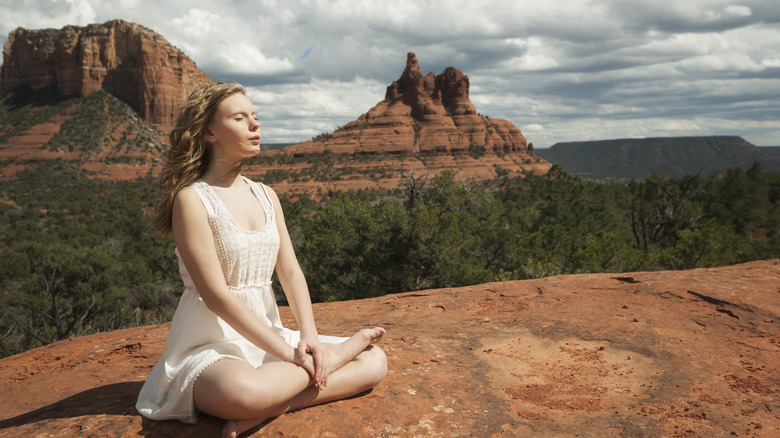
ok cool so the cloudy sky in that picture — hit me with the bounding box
[1,0,779,147]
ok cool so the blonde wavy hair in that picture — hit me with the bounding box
[154,81,246,234]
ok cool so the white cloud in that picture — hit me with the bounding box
[215,45,295,77]
[724,5,752,18]
[762,57,780,68]
[0,0,96,35]
[703,4,753,21]
[168,8,220,38]
[245,77,385,142]
[676,53,762,73]
[633,33,727,58]
[495,38,561,72]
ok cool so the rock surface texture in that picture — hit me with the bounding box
[0,20,211,130]
[1,260,778,437]
[286,52,533,156]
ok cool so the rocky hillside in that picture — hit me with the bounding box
[537,136,780,180]
[287,52,532,156]
[1,19,211,131]
[0,259,777,437]
[0,86,168,180]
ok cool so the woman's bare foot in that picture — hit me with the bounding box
[222,419,240,438]
[327,327,385,371]
[358,327,386,344]
[222,417,268,438]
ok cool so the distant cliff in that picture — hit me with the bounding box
[0,19,211,131]
[286,52,534,156]
[536,136,780,179]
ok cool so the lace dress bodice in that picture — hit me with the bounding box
[180,177,279,291]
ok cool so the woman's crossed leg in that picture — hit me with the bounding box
[194,328,387,438]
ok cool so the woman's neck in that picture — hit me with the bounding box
[201,159,243,188]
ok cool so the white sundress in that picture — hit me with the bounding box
[136,177,345,424]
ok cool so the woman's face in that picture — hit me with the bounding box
[205,93,261,159]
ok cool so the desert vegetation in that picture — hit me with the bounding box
[1,161,778,357]
[0,162,177,357]
[1,86,167,158]
[0,85,79,144]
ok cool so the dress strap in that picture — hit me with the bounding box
[243,177,275,223]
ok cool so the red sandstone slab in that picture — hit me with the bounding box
[1,260,778,437]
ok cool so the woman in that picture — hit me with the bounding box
[136,82,387,438]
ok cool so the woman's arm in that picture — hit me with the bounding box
[266,186,331,387]
[172,187,313,372]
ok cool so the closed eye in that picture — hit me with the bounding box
[233,112,258,122]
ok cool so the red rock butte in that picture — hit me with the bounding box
[0,19,211,131]
[1,260,778,436]
[285,52,534,156]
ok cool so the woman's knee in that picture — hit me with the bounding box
[196,371,272,417]
[361,346,388,386]
[228,377,274,411]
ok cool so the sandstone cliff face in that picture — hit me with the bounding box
[287,52,531,156]
[1,260,778,437]
[1,19,211,131]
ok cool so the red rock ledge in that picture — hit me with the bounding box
[1,260,778,437]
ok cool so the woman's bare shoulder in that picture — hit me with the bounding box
[175,185,198,200]
[264,183,280,199]
[173,186,206,218]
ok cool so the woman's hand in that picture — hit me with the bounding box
[291,347,316,378]
[297,337,331,389]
